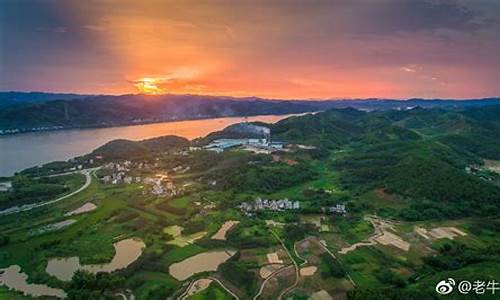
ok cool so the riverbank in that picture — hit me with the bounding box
[0,113,303,176]
[0,112,310,137]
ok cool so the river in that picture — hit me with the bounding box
[0,114,297,176]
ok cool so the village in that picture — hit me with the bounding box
[100,161,184,198]
[239,197,300,214]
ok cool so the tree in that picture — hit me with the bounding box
[0,234,10,247]
[67,270,125,300]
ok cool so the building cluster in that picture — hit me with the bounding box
[239,197,300,214]
[102,161,135,184]
[101,160,159,182]
[103,161,132,172]
[0,181,13,192]
[143,175,182,197]
[465,165,494,181]
[322,204,347,215]
[0,125,65,135]
[204,138,286,154]
[102,172,141,185]
[202,124,288,154]
[101,171,182,197]
[104,160,162,171]
[465,166,479,174]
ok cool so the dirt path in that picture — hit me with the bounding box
[253,229,299,300]
[179,277,239,300]
[253,265,293,300]
[0,167,99,216]
[293,239,309,267]
[318,240,356,288]
[209,277,239,300]
[338,216,401,254]
[337,218,382,254]
[271,230,300,300]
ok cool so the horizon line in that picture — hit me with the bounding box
[1,90,500,102]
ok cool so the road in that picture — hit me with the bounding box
[0,167,98,216]
[271,230,300,300]
[179,277,239,300]
[318,239,357,288]
[293,239,309,267]
[209,277,239,300]
[253,265,293,300]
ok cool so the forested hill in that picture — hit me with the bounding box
[271,105,500,220]
[1,91,500,134]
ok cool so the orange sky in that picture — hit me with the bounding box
[1,0,500,99]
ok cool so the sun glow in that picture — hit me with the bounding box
[134,78,164,95]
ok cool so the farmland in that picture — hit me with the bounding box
[1,106,500,299]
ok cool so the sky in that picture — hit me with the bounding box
[1,0,500,99]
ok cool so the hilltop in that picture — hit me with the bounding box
[1,91,500,134]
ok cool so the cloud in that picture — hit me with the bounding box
[83,24,107,32]
[400,66,417,73]
[2,0,500,98]
[36,26,67,33]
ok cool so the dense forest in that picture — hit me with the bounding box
[271,106,500,220]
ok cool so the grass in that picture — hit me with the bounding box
[339,247,394,288]
[0,173,86,209]
[331,217,374,245]
[128,271,178,299]
[1,131,499,300]
[162,244,206,265]
[0,177,129,274]
[164,225,207,247]
[0,286,31,300]
[187,282,234,300]
[168,196,191,208]
[266,159,345,200]
[412,261,500,299]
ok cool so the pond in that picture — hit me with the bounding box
[45,238,145,281]
[169,250,236,281]
[0,265,66,299]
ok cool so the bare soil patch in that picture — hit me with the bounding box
[300,266,317,276]
[266,252,284,264]
[182,278,213,299]
[259,264,284,279]
[311,290,333,300]
[375,231,410,251]
[415,226,467,240]
[211,220,239,240]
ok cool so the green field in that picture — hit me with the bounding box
[1,106,500,299]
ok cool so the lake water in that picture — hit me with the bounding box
[0,114,297,176]
[45,238,145,281]
[168,250,236,281]
[0,265,66,299]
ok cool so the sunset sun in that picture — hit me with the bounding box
[134,78,164,95]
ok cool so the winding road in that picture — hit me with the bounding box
[0,167,98,216]
[254,230,300,300]
[179,277,239,300]
[318,239,357,288]
[209,277,239,300]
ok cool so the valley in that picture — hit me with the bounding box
[1,106,500,299]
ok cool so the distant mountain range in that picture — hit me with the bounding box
[1,91,499,134]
